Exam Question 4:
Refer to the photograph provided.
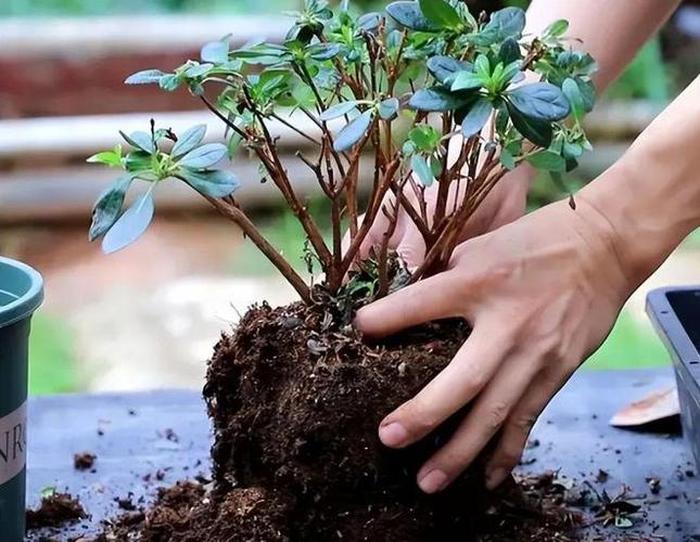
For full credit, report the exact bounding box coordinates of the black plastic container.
[647,286,700,469]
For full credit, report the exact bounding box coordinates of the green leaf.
[411,154,434,186]
[574,77,596,112]
[499,38,521,65]
[507,82,570,122]
[179,169,241,197]
[179,143,228,169]
[124,151,152,173]
[451,71,483,92]
[159,74,181,92]
[484,7,526,40]
[89,175,134,241]
[427,56,471,86]
[184,63,213,78]
[309,42,343,61]
[409,87,470,112]
[526,150,566,171]
[461,98,493,137]
[171,125,207,158]
[408,125,440,151]
[614,516,633,529]
[474,54,491,80]
[544,19,569,38]
[500,147,516,170]
[201,40,229,64]
[358,12,383,32]
[386,1,437,32]
[418,0,463,30]
[334,110,374,152]
[125,69,167,85]
[507,103,553,147]
[119,131,155,154]
[319,101,359,121]
[102,192,155,254]
[87,146,122,167]
[378,97,400,120]
[562,78,584,120]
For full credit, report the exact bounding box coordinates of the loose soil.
[74,452,97,471]
[26,492,87,530]
[97,301,591,541]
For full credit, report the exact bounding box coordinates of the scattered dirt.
[97,301,595,541]
[73,452,97,471]
[26,491,87,530]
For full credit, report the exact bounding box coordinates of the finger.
[377,319,513,450]
[354,269,468,338]
[416,350,540,494]
[484,366,569,490]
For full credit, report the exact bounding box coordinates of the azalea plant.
[88,0,596,306]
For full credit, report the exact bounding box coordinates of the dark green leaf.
[386,1,437,32]
[562,78,584,120]
[309,42,343,61]
[319,101,360,121]
[201,40,229,64]
[575,77,596,112]
[418,0,463,29]
[378,97,400,120]
[124,151,152,173]
[102,192,155,254]
[358,12,383,32]
[120,131,155,154]
[562,140,584,160]
[125,69,167,85]
[334,110,374,152]
[179,169,241,197]
[461,97,493,137]
[172,125,207,158]
[451,71,483,92]
[409,87,469,112]
[89,175,134,241]
[179,143,228,169]
[507,82,570,121]
[526,150,566,171]
[411,154,434,186]
[484,7,526,39]
[427,56,471,86]
[507,103,553,147]
[499,38,521,65]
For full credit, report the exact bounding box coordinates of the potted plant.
[89,0,596,538]
[0,257,43,542]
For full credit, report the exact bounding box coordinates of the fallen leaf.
[609,387,680,428]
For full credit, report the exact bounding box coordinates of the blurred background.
[1,0,699,395]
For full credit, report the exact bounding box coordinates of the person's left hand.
[354,194,636,493]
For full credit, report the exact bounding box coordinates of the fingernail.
[378,422,408,447]
[418,469,449,494]
[486,468,508,490]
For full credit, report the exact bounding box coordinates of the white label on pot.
[0,402,27,485]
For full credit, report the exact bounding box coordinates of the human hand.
[354,193,636,493]
[348,164,533,269]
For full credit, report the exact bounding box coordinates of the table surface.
[25,369,700,542]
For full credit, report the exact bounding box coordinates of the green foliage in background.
[29,314,77,395]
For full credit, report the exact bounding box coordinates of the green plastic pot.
[0,257,43,542]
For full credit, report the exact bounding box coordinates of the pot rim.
[0,256,44,329]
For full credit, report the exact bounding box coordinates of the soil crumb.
[97,302,593,541]
[26,491,87,530]
[73,452,97,471]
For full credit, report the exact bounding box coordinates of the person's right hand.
[348,165,533,269]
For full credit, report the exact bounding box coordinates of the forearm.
[526,0,680,92]
[581,76,700,287]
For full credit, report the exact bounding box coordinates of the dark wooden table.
[26,369,700,541]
